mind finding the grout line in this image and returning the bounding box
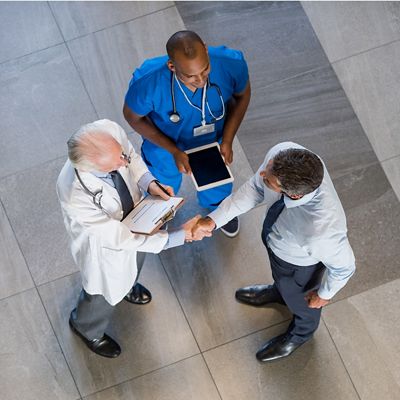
[321,318,362,400]
[201,317,292,354]
[253,64,331,92]
[0,41,65,67]
[0,154,66,183]
[0,194,84,399]
[36,270,80,289]
[46,2,100,120]
[79,353,201,399]
[380,153,400,165]
[331,36,400,66]
[35,285,84,399]
[64,4,176,44]
[156,252,223,400]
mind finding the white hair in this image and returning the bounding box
[67,122,114,171]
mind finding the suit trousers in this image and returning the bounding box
[267,246,325,343]
[71,252,146,340]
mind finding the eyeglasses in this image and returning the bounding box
[120,150,132,164]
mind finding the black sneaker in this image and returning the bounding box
[220,217,240,238]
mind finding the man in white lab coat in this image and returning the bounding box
[57,119,202,358]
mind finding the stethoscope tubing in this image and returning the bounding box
[170,72,225,125]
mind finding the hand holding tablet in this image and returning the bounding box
[185,142,234,191]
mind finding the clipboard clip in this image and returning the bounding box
[156,206,176,225]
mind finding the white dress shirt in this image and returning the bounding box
[209,142,356,300]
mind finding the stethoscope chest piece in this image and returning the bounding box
[169,112,180,123]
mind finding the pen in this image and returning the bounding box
[154,180,171,197]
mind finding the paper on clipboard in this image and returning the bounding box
[122,195,184,235]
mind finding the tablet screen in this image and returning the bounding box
[188,146,231,187]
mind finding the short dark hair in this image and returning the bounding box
[166,30,204,60]
[271,148,324,196]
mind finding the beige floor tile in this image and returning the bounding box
[203,321,359,400]
[0,2,62,63]
[323,279,400,400]
[333,41,400,162]
[382,155,400,203]
[0,289,79,400]
[0,157,77,286]
[50,1,173,41]
[303,2,400,62]
[38,254,199,397]
[67,6,185,133]
[83,355,220,400]
[0,44,97,178]
[0,201,34,300]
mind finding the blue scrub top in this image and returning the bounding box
[124,46,249,154]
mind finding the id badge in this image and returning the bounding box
[193,123,215,137]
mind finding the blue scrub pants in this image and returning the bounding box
[142,146,233,210]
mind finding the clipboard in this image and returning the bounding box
[122,195,184,235]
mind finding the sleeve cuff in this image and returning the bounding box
[163,229,185,250]
[137,172,156,193]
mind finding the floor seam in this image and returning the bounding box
[321,317,362,400]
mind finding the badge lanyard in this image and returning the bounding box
[173,73,225,126]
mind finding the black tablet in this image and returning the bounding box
[185,143,234,191]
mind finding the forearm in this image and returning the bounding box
[130,116,180,154]
[222,83,251,144]
[317,263,356,300]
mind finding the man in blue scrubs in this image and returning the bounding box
[123,31,251,237]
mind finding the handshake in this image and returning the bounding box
[181,215,216,242]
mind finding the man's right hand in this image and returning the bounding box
[173,149,192,174]
[192,217,216,240]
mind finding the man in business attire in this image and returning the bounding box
[123,30,251,237]
[57,119,204,358]
[192,142,356,362]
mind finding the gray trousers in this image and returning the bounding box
[71,252,146,340]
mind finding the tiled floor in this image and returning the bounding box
[0,2,399,400]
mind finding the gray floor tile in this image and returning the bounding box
[83,355,220,400]
[177,1,329,89]
[323,279,400,400]
[302,1,400,62]
[0,157,77,286]
[0,2,63,64]
[333,40,400,163]
[382,155,400,202]
[0,288,79,400]
[203,320,358,400]
[67,6,184,133]
[38,254,199,397]
[238,65,376,177]
[0,201,34,300]
[50,1,173,41]
[0,44,97,178]
[333,162,400,301]
[160,141,291,351]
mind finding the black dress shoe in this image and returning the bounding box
[256,334,306,362]
[69,317,121,358]
[124,283,152,305]
[235,284,285,306]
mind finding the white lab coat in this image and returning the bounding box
[56,119,168,305]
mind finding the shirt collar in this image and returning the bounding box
[91,170,110,179]
[284,188,319,209]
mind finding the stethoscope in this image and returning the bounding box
[73,149,132,216]
[169,72,225,125]
[74,169,112,216]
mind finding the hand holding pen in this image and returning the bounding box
[148,180,174,200]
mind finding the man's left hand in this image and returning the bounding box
[148,181,174,200]
[305,290,330,308]
[220,141,233,165]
